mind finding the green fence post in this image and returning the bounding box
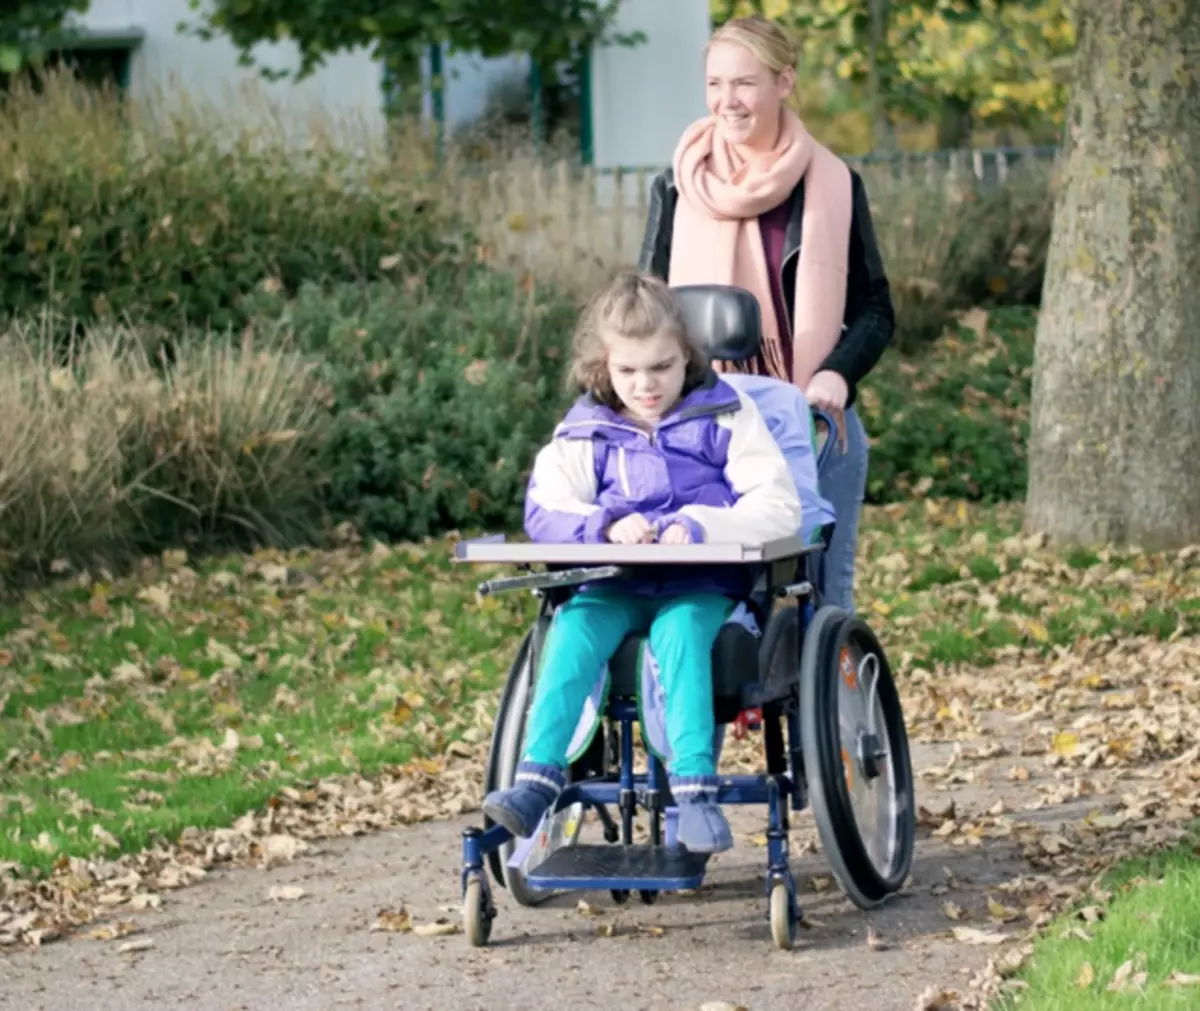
[579,48,593,166]
[429,42,445,167]
[530,58,544,152]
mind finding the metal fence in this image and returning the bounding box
[447,144,1060,290]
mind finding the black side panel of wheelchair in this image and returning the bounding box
[607,623,760,724]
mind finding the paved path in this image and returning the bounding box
[4,737,1040,1011]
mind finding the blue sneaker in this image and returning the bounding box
[482,761,566,839]
[671,775,733,854]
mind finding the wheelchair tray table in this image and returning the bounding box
[455,534,814,566]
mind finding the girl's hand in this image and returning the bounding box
[606,513,654,544]
[659,523,692,545]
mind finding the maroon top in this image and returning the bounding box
[757,199,793,377]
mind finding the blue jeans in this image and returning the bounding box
[820,405,868,613]
[522,588,733,779]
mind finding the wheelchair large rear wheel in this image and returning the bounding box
[800,606,915,909]
[484,616,585,907]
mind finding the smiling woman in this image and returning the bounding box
[638,13,896,615]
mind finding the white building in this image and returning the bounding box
[68,0,710,173]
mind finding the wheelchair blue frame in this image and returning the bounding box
[453,409,913,949]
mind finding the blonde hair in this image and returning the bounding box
[707,14,797,79]
[569,271,710,409]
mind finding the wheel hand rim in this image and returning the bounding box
[837,644,900,879]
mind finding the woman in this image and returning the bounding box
[638,13,894,614]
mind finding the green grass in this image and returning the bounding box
[0,542,536,873]
[1,499,1196,876]
[995,827,1200,1009]
[857,501,1199,671]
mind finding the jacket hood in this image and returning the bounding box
[555,370,740,442]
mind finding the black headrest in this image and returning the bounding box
[672,284,762,362]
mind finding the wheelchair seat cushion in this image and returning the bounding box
[607,623,760,722]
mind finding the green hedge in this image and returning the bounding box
[0,74,460,335]
[244,270,579,542]
[859,306,1034,503]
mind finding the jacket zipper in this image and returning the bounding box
[617,446,633,497]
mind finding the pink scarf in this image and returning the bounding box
[668,108,853,388]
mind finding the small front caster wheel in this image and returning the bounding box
[611,889,630,905]
[463,875,493,947]
[638,889,659,905]
[769,881,795,951]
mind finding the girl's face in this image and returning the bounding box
[605,329,688,424]
[705,40,794,151]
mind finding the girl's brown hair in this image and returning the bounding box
[568,271,710,409]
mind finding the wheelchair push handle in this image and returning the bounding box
[811,407,841,475]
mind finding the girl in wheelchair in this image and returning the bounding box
[481,270,804,855]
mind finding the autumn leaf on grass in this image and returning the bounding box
[1107,959,1148,993]
[1076,962,1095,988]
[91,824,120,850]
[1166,972,1200,987]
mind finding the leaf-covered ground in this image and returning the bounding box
[1,501,1197,1010]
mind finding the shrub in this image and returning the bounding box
[858,306,1035,503]
[854,161,1054,352]
[246,268,581,542]
[0,72,460,335]
[0,317,326,577]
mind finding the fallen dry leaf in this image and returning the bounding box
[116,937,154,954]
[866,924,891,951]
[1076,962,1095,987]
[371,907,412,933]
[1166,971,1200,987]
[912,985,961,1010]
[952,927,1008,946]
[411,919,459,937]
[267,885,306,902]
[84,920,139,942]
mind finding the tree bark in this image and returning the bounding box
[1024,0,1200,551]
[936,94,973,149]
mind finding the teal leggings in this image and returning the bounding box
[522,587,733,779]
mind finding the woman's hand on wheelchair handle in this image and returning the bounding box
[805,370,849,451]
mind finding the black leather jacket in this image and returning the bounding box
[637,167,894,408]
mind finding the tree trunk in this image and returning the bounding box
[1024,0,1200,551]
[867,0,896,152]
[936,94,972,149]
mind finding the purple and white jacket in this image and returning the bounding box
[523,372,804,599]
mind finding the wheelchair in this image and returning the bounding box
[453,284,916,950]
